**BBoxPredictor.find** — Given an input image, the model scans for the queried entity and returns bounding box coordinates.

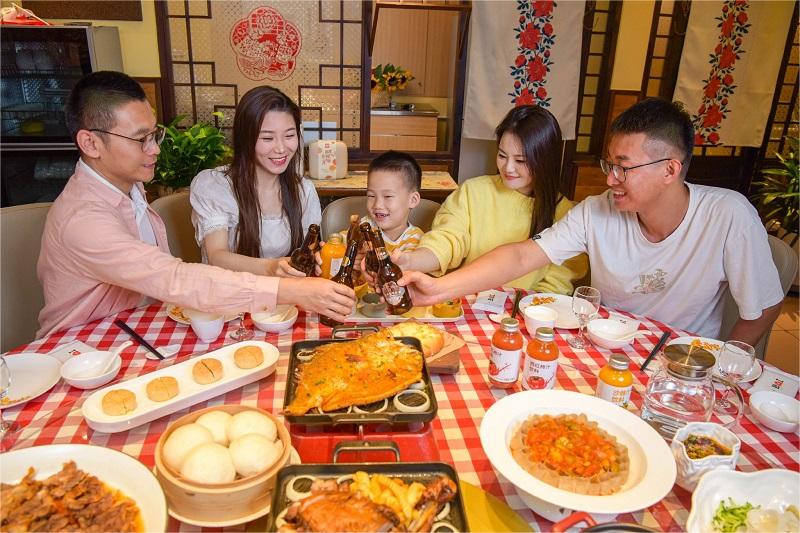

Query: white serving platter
[518,293,580,329]
[1,353,61,409]
[82,341,279,433]
[345,305,464,323]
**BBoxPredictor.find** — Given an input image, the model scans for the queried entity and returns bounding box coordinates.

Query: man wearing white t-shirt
[399,98,784,344]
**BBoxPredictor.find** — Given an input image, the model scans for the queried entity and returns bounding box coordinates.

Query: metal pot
[552,511,659,532]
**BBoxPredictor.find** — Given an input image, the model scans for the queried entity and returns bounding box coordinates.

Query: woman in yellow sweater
[394,105,587,294]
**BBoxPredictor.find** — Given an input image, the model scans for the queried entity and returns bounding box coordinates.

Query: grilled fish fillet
[285,330,423,415]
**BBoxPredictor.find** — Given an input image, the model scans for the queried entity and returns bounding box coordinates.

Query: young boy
[362,150,424,252]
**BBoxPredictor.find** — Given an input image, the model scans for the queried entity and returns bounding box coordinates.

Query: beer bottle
[346,214,362,246]
[370,229,413,315]
[360,222,379,280]
[320,238,359,327]
[289,224,320,276]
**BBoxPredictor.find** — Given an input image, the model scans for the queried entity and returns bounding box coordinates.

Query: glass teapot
[641,344,744,438]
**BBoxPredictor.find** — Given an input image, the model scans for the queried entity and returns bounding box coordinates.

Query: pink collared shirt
[36,161,279,338]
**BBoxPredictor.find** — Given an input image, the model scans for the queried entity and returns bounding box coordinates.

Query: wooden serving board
[426,330,464,374]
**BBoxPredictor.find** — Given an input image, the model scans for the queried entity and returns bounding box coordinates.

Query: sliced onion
[393,389,430,413]
[296,349,315,362]
[436,502,451,521]
[336,474,353,484]
[408,380,426,390]
[353,398,389,413]
[431,521,457,532]
[286,475,316,501]
[274,507,289,528]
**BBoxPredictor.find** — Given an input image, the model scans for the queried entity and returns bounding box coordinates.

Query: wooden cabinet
[370,114,438,151]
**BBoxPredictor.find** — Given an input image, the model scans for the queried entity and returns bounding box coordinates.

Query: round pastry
[163,423,214,472]
[101,389,137,416]
[180,442,236,484]
[146,376,179,402]
[226,410,277,442]
[233,345,264,369]
[229,434,283,477]
[192,358,223,384]
[196,410,232,446]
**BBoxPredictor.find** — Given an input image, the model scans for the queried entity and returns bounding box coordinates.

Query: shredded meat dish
[1,461,142,532]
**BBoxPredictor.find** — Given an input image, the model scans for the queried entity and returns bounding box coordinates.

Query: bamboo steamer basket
[154,404,291,524]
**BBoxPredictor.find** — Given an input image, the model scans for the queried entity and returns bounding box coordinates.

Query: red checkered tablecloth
[3,291,798,532]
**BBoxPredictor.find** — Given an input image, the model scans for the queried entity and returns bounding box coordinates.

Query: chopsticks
[510,289,524,319]
[640,330,671,371]
[114,319,164,360]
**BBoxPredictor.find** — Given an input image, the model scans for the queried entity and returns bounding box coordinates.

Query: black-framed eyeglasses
[89,125,166,152]
[599,157,672,183]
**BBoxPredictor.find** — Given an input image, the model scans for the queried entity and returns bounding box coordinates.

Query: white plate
[82,341,279,433]
[480,389,676,515]
[346,305,464,323]
[666,336,762,382]
[166,304,237,325]
[1,444,168,532]
[1,354,61,409]
[686,469,800,533]
[518,293,579,329]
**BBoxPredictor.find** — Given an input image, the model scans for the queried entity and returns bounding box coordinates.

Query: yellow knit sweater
[418,174,588,294]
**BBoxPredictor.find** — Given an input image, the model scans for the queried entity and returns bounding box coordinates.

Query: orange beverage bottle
[320,233,346,279]
[596,354,633,408]
[489,318,524,388]
[522,327,559,390]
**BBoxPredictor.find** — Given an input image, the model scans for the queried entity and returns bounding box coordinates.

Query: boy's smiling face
[366,169,421,240]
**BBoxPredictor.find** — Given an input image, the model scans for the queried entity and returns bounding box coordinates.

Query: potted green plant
[751,136,799,247]
[151,111,232,196]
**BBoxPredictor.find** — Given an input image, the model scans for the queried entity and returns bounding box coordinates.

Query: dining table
[2,289,798,532]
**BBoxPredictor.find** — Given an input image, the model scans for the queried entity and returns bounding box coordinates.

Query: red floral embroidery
[693,0,750,145]
[230,6,302,81]
[509,0,556,108]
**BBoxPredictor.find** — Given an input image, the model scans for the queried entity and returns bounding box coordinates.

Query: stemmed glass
[715,340,755,410]
[229,312,254,341]
[0,356,20,447]
[567,286,601,349]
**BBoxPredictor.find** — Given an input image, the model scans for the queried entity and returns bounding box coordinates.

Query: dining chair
[719,234,799,360]
[320,196,441,237]
[1,202,52,352]
[150,191,202,264]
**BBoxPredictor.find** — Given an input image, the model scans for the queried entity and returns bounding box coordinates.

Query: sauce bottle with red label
[522,327,559,390]
[489,317,523,388]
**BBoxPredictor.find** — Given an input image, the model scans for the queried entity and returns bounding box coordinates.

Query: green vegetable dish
[712,498,799,532]
[712,499,756,532]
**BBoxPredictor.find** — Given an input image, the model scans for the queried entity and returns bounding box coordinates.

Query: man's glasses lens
[143,126,166,151]
[599,159,621,180]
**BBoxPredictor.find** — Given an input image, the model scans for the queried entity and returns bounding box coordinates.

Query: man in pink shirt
[37,71,354,338]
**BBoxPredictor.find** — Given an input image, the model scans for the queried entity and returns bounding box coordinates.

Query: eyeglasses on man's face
[599,157,672,183]
[89,125,166,152]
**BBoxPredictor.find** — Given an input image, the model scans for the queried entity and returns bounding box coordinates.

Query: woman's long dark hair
[227,86,304,258]
[494,105,563,237]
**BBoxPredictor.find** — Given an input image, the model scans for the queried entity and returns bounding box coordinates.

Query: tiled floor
[765,294,799,375]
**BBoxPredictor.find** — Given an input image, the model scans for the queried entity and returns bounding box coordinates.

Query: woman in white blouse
[190,86,321,276]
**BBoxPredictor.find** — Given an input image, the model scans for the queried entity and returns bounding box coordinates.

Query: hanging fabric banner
[463,0,585,140]
[673,0,793,146]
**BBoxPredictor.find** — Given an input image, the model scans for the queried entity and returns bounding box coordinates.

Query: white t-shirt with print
[536,183,784,337]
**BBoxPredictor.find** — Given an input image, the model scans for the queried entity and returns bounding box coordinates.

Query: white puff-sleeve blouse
[189,166,321,262]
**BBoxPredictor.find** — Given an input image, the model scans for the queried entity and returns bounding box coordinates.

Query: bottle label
[330,257,343,277]
[489,346,522,383]
[521,357,558,390]
[596,381,632,408]
[382,281,406,305]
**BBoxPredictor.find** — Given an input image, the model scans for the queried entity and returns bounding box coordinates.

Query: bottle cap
[327,233,343,244]
[608,353,630,371]
[500,317,520,332]
[534,327,555,341]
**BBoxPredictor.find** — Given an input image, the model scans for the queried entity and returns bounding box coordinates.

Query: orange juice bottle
[596,354,633,408]
[320,234,346,279]
[489,318,523,388]
[522,327,559,390]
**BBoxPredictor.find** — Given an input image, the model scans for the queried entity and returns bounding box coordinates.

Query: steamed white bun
[195,410,232,446]
[163,423,213,472]
[180,442,236,484]
[229,434,283,477]
[226,410,277,442]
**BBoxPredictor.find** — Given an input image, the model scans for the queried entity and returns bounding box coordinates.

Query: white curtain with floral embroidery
[672,0,793,146]
[462,0,585,141]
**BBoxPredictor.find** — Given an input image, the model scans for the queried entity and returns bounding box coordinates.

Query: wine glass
[229,312,254,341]
[0,356,20,448]
[567,286,601,349]
[715,340,755,410]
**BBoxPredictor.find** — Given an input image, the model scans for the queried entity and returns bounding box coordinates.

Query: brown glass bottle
[370,230,413,315]
[319,239,359,327]
[360,222,379,280]
[289,224,320,276]
[346,214,362,246]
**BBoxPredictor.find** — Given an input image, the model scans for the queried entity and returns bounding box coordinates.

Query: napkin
[472,289,509,315]
[750,366,799,397]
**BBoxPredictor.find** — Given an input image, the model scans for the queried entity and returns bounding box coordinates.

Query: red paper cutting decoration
[230,6,302,81]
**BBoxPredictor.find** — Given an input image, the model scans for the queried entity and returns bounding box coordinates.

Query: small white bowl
[252,305,298,333]
[587,319,639,349]
[749,391,800,433]
[60,351,122,389]
[671,422,740,491]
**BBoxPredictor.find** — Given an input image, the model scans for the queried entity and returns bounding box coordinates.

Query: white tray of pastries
[82,341,279,433]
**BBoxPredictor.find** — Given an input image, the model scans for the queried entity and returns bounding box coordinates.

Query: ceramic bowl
[358,292,387,317]
[252,305,298,333]
[671,422,740,491]
[587,319,639,349]
[60,351,122,389]
[749,391,800,433]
